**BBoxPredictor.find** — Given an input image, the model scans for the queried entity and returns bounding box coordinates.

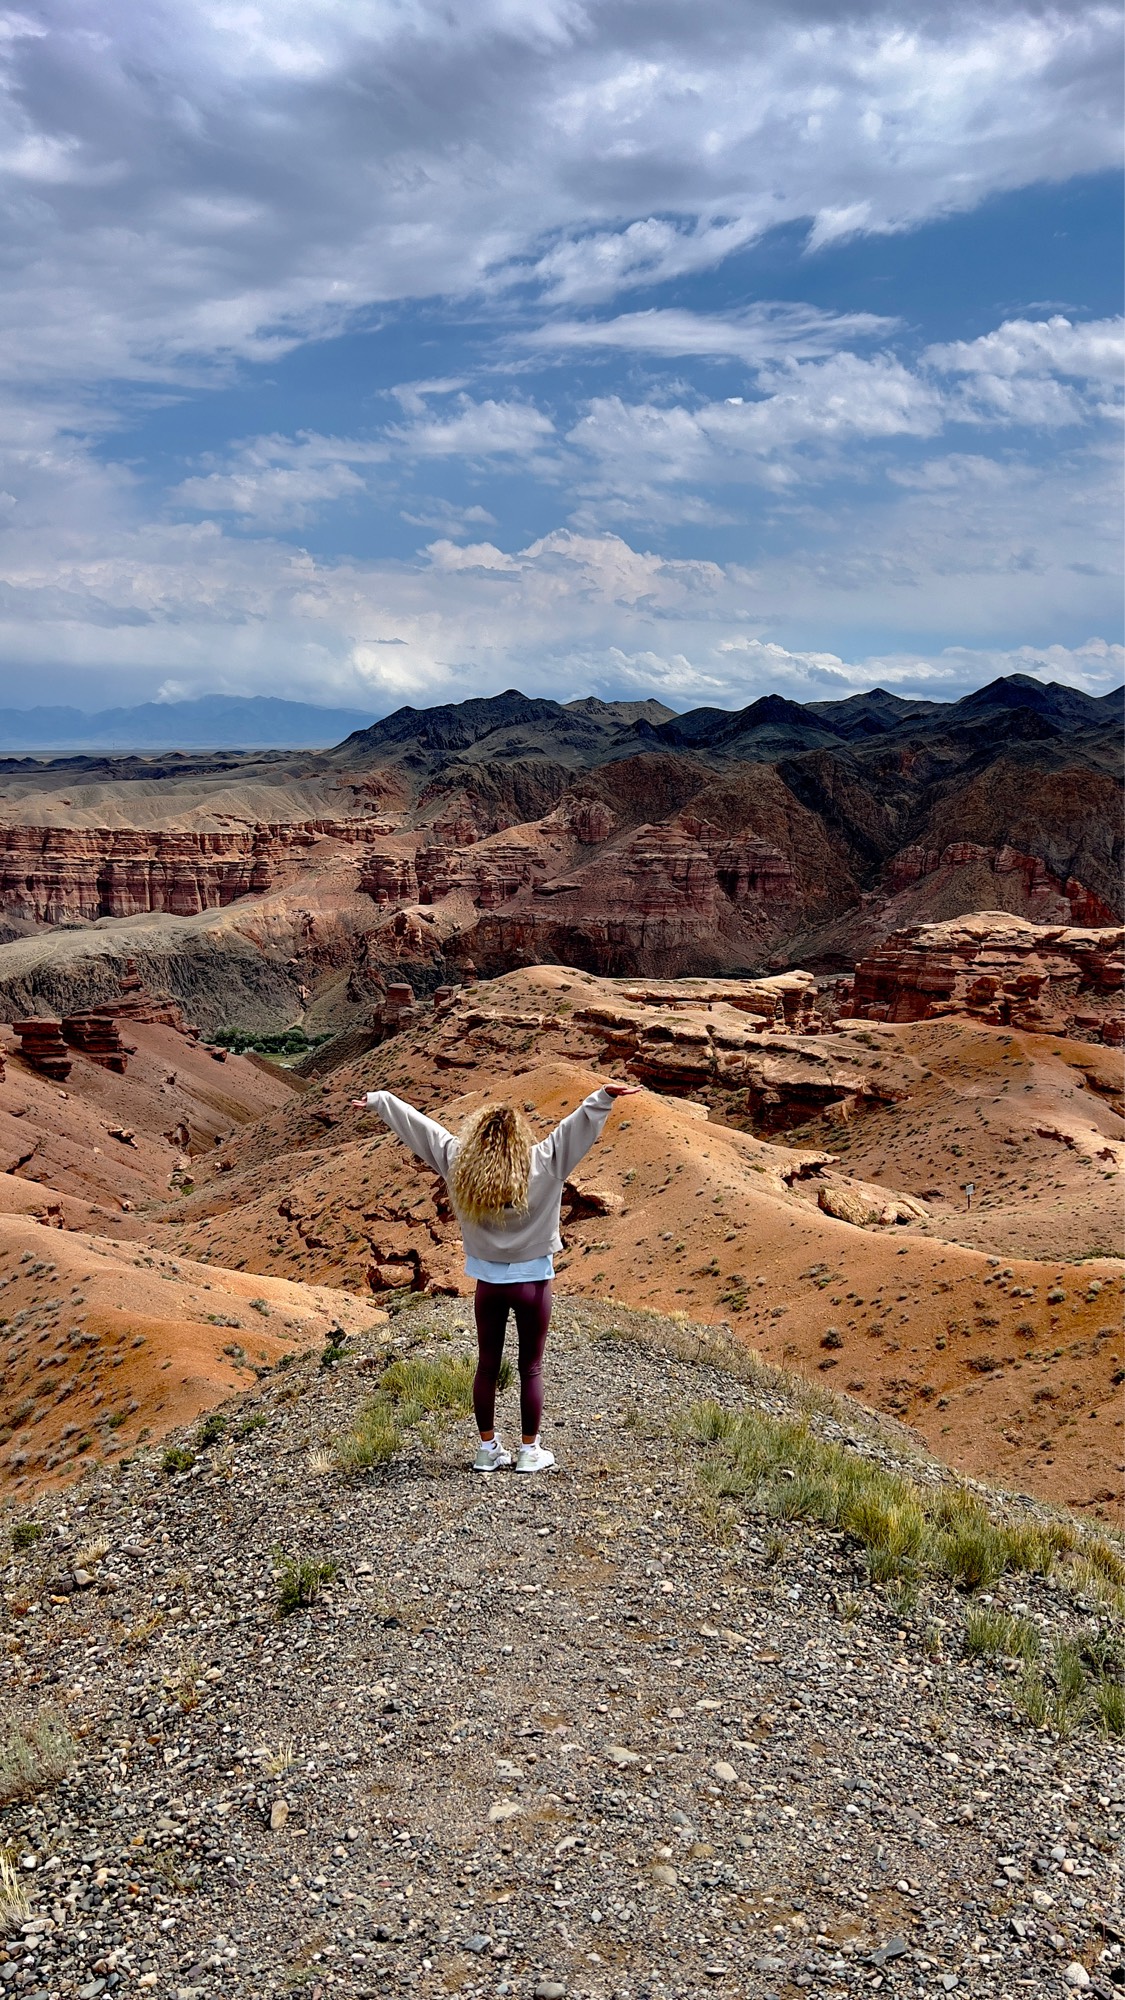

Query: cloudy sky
[0,0,1122,715]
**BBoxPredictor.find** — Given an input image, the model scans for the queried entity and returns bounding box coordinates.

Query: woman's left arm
[537,1082,639,1178]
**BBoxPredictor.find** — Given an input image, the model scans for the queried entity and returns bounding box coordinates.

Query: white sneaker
[473,1438,512,1473]
[515,1441,555,1475]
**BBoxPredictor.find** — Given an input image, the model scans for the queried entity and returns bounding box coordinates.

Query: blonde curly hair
[450,1103,533,1225]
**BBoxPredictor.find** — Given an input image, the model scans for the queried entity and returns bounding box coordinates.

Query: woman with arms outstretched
[351,1081,639,1472]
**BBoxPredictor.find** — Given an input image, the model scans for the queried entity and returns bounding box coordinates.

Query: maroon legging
[473,1279,553,1439]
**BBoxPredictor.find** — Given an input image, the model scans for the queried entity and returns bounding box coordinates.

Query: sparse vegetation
[214,1026,333,1060]
[0,1708,77,1805]
[688,1398,1123,1603]
[161,1444,196,1475]
[195,1411,228,1448]
[1013,1629,1123,1738]
[1092,1673,1125,1736]
[319,1340,347,1370]
[0,1851,28,1933]
[275,1550,338,1615]
[335,1350,512,1472]
[11,1520,43,1553]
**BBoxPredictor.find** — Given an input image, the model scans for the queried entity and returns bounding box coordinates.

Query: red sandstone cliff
[0,820,392,923]
[839,911,1124,1044]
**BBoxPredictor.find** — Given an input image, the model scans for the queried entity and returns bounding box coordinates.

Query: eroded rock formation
[0,819,392,924]
[0,677,1119,1032]
[886,841,1116,927]
[840,912,1124,1043]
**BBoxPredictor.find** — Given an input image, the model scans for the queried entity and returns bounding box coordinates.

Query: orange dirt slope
[0,1211,384,1494]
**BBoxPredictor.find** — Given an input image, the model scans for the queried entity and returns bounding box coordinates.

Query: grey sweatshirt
[364,1087,615,1264]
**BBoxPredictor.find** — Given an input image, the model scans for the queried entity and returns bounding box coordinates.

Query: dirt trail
[0,1297,1120,2000]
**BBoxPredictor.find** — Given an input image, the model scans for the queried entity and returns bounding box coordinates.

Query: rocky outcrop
[840,912,1125,1043]
[2,682,1118,1036]
[558,978,910,1130]
[0,819,392,924]
[60,1012,129,1072]
[12,1019,71,1079]
[886,841,1117,927]
[435,818,804,979]
[358,852,418,905]
[416,838,548,907]
[817,1179,929,1227]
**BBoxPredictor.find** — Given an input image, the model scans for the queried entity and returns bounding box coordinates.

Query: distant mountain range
[0,694,383,752]
[1,674,1120,757]
[334,674,1123,769]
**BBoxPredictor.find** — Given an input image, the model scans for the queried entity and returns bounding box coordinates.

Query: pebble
[1065,1967,1091,1990]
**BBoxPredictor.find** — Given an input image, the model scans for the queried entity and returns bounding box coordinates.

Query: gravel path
[0,1297,1120,2000]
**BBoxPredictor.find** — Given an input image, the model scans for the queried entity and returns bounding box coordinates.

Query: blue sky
[0,2,1121,714]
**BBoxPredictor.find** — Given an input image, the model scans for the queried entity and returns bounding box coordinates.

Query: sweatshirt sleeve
[535,1087,615,1179]
[365,1090,457,1176]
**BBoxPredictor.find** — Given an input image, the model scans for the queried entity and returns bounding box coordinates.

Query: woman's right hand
[349,1098,369,1108]
[603,1081,641,1097]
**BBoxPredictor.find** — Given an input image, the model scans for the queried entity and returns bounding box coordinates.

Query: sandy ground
[0,1025,388,1495]
[0,1209,385,1494]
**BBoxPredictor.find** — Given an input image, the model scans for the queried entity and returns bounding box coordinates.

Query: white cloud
[567,354,943,496]
[0,5,1119,384]
[399,498,498,537]
[171,431,388,525]
[524,216,769,305]
[522,302,897,364]
[711,634,1125,700]
[0,11,1119,709]
[927,314,1125,383]
[926,314,1125,429]
[385,397,555,459]
[0,450,1118,710]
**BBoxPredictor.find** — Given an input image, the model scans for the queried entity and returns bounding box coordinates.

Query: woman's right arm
[358,1090,457,1176]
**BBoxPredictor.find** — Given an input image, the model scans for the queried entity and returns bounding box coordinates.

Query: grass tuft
[689,1393,1125,1739]
[335,1350,512,1473]
[0,1709,77,1806]
[10,1521,43,1553]
[161,1444,196,1475]
[1092,1673,1125,1737]
[0,1851,28,1932]
[964,1607,1041,1661]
